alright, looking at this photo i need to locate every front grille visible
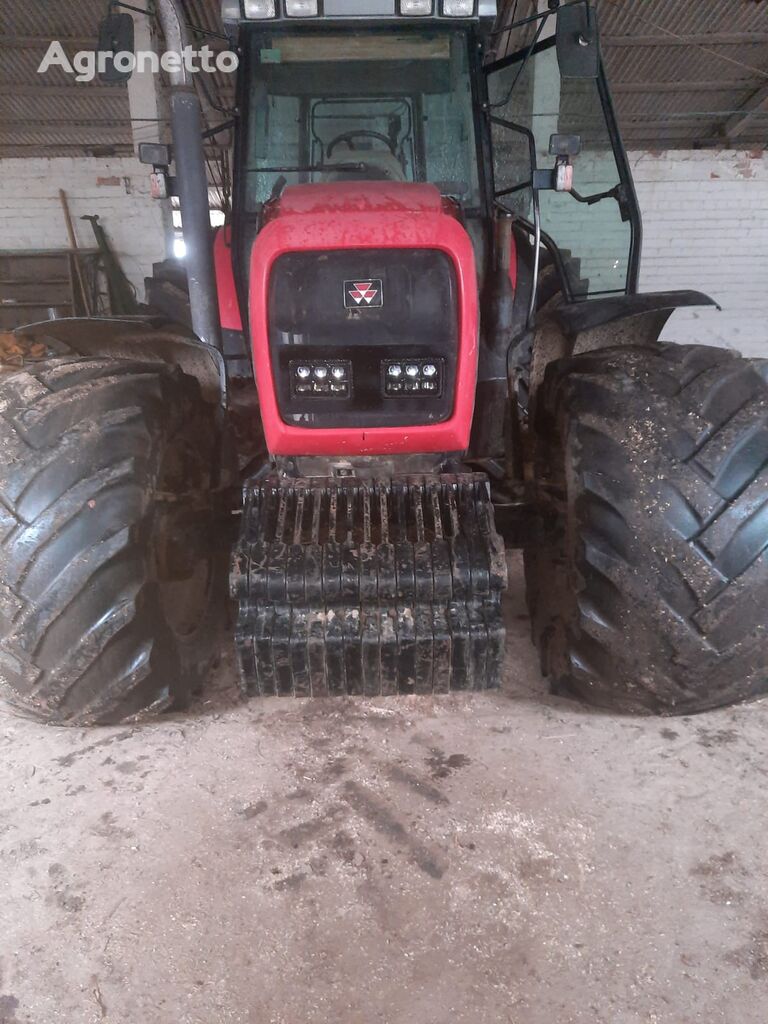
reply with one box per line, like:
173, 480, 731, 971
267, 248, 459, 429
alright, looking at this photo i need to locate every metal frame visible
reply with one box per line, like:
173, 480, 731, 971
597, 66, 642, 293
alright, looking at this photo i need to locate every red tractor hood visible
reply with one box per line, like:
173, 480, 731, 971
271, 181, 449, 218
250, 180, 479, 457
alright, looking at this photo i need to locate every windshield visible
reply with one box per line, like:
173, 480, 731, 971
243, 30, 481, 211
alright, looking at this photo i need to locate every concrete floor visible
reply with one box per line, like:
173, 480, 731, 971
0, 554, 766, 1024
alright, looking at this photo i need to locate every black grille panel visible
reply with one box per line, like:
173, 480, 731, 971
267, 248, 459, 429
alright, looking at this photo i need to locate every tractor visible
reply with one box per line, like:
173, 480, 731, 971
1, 0, 766, 725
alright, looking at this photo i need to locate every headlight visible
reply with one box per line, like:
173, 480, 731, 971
221, 0, 241, 18
285, 0, 318, 14
243, 0, 276, 17
399, 0, 433, 14
442, 0, 474, 14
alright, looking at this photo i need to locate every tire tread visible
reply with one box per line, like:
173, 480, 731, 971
526, 342, 768, 714
0, 357, 220, 725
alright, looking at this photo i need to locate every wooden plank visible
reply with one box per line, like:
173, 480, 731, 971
0, 84, 125, 98
275, 34, 450, 62
0, 35, 93, 48
59, 190, 92, 317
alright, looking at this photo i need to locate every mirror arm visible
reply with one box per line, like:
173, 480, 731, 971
568, 183, 620, 206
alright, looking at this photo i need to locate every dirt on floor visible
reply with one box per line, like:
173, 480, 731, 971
0, 554, 766, 1024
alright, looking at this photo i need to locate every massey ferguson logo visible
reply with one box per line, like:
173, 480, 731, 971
344, 279, 383, 308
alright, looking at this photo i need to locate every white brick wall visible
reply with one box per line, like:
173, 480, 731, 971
630, 149, 768, 359
0, 157, 170, 302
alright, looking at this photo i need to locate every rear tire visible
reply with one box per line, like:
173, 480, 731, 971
0, 357, 224, 725
525, 343, 768, 714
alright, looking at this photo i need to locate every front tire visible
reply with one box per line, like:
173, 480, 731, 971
0, 357, 224, 725
525, 343, 768, 714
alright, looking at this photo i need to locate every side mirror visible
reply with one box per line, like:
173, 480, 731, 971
549, 134, 582, 192
555, 1, 600, 80
138, 144, 175, 200
96, 12, 135, 83
549, 134, 582, 158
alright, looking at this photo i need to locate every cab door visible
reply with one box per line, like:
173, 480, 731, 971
483, 1, 641, 300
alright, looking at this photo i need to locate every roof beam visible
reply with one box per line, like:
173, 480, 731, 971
0, 118, 132, 126
613, 80, 756, 94
724, 82, 768, 138
622, 119, 733, 129
0, 33, 229, 52
0, 35, 93, 48
0, 145, 133, 155
0, 84, 126, 99
603, 33, 768, 47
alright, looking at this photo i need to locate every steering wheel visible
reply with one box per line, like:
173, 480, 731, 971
327, 130, 396, 159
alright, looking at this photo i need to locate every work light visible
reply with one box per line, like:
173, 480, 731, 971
399, 0, 433, 14
221, 0, 241, 18
286, 0, 319, 14
244, 0, 276, 17
443, 0, 474, 14
223, 0, 490, 18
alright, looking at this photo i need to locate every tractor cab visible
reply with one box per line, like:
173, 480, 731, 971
218, 0, 642, 462
226, 1, 641, 303
231, 22, 488, 320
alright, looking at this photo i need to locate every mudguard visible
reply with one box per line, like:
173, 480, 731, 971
14, 316, 225, 406
553, 289, 718, 351
529, 289, 718, 397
